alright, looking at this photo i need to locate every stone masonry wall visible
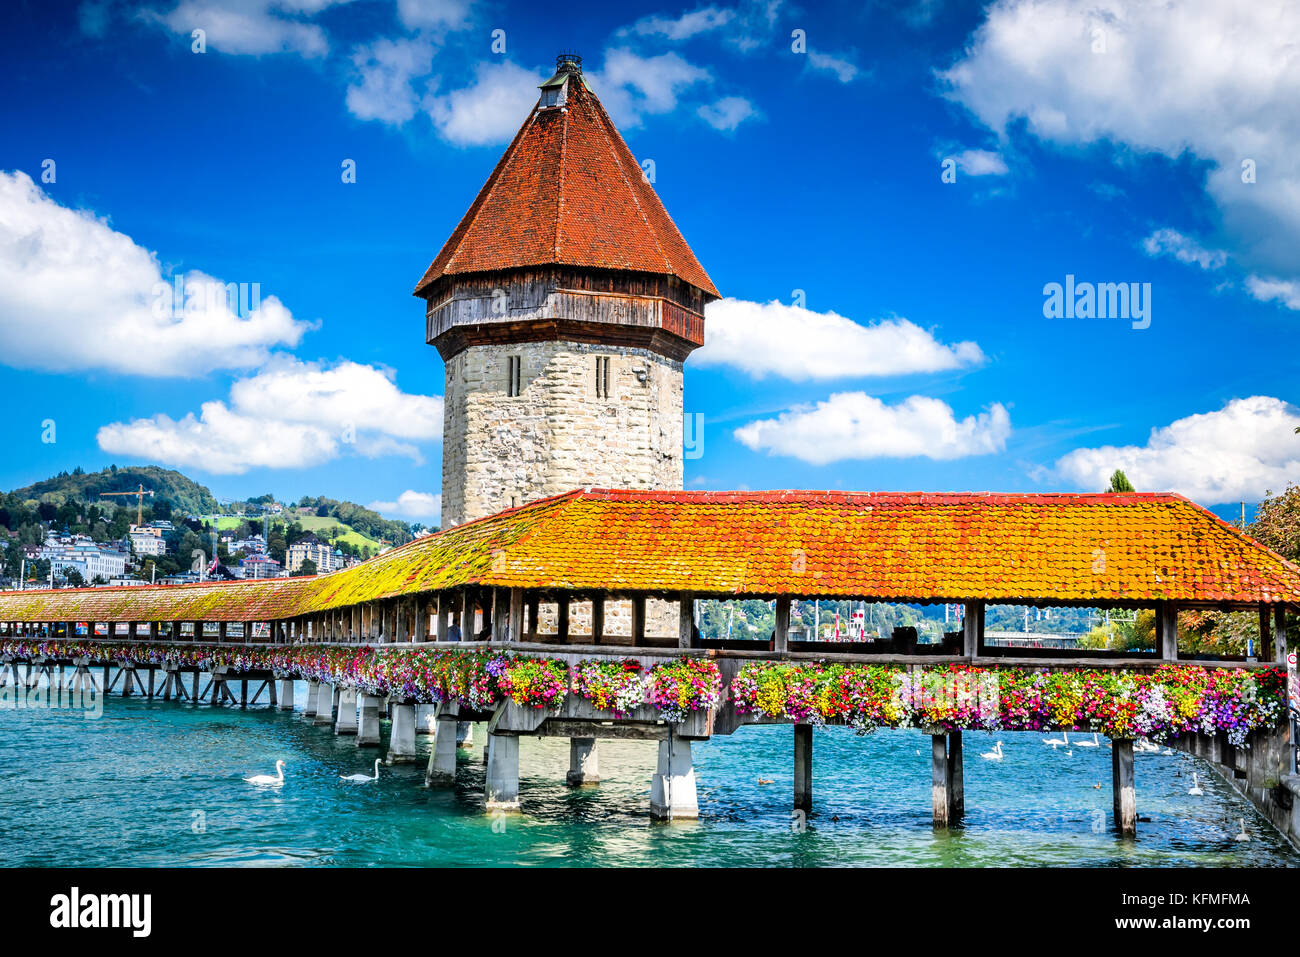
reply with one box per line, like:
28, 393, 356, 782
441, 340, 684, 529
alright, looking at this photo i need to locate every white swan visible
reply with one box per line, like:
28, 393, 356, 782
1076, 733, 1100, 748
245, 759, 286, 786
980, 741, 1004, 761
340, 759, 381, 783
1042, 732, 1066, 747
1187, 772, 1204, 796
1233, 818, 1249, 842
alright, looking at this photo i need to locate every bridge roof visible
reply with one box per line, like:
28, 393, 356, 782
1, 489, 1297, 622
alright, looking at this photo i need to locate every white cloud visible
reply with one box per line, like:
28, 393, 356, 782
622, 7, 735, 41
149, 0, 346, 57
952, 148, 1008, 176
1141, 228, 1227, 270
697, 95, 757, 131
696, 297, 984, 380
424, 60, 543, 145
735, 393, 1011, 464
591, 48, 711, 128
807, 50, 860, 83
0, 170, 309, 376
941, 0, 1300, 283
396, 0, 472, 30
368, 489, 442, 521
346, 36, 434, 125
1053, 396, 1300, 504
1245, 275, 1300, 311
97, 358, 442, 474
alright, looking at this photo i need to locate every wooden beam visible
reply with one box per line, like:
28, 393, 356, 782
437, 593, 450, 641
1156, 601, 1179, 660
492, 588, 509, 642
963, 601, 983, 656
1112, 739, 1136, 837
1258, 604, 1272, 661
557, 592, 570, 643
774, 597, 791, 653
632, 596, 646, 646
509, 589, 524, 643
678, 593, 695, 649
590, 594, 604, 645
1275, 605, 1288, 663
526, 596, 540, 640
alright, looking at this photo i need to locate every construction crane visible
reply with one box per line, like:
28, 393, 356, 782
99, 484, 156, 525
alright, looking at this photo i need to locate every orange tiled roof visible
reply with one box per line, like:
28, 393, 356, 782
1, 490, 1297, 623
413, 73, 719, 299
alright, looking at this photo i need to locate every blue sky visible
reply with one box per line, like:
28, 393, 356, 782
2, 0, 1297, 525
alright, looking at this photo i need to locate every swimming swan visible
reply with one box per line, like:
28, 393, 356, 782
1076, 733, 1100, 748
980, 741, 1004, 761
245, 760, 286, 786
340, 759, 381, 783
1187, 772, 1204, 796
1233, 818, 1249, 842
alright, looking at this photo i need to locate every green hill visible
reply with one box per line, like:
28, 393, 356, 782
13, 465, 220, 517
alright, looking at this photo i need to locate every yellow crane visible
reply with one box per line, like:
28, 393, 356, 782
99, 484, 156, 525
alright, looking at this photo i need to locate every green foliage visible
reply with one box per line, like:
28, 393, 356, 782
1108, 469, 1135, 493
9, 465, 221, 517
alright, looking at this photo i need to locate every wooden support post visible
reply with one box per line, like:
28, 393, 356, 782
591, 595, 605, 645
631, 596, 646, 647
557, 592, 570, 644
509, 589, 524, 644
459, 588, 472, 638
948, 729, 964, 819
526, 596, 540, 640
678, 593, 695, 649
217, 621, 227, 643
492, 588, 508, 642
774, 597, 791, 653
1258, 605, 1272, 661
414, 599, 428, 642
1112, 738, 1136, 837
1156, 601, 1178, 660
437, 594, 450, 641
794, 723, 813, 814
1275, 606, 1288, 664
931, 734, 951, 828
963, 601, 983, 657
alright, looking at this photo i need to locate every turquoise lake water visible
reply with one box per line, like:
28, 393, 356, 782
0, 675, 1295, 867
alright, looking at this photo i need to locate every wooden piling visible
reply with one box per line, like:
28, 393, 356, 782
931, 734, 951, 828
1111, 739, 1136, 837
793, 723, 812, 813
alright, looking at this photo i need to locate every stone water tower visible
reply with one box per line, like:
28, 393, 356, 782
415, 53, 719, 529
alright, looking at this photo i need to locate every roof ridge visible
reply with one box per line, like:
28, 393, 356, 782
554, 91, 568, 260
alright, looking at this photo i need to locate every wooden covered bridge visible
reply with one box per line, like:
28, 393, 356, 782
1, 489, 1297, 837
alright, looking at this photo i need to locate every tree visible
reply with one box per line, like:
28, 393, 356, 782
294, 558, 318, 578
1108, 469, 1135, 493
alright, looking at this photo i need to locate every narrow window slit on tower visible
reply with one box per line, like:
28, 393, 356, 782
595, 356, 611, 399
507, 356, 522, 396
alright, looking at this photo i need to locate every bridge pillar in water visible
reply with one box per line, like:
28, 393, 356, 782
426, 714, 459, 786
315, 683, 336, 726
1112, 739, 1137, 837
485, 733, 521, 813
356, 693, 381, 746
794, 724, 813, 813
387, 703, 418, 764
304, 679, 320, 717
931, 733, 964, 827
335, 687, 359, 735
415, 704, 437, 734
566, 737, 600, 786
457, 721, 474, 749
650, 734, 698, 821
278, 678, 294, 711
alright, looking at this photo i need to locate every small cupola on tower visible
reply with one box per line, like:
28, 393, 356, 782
415, 51, 720, 529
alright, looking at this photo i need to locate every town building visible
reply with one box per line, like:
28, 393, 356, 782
127, 524, 167, 557
287, 533, 338, 574
239, 554, 283, 579
40, 534, 128, 583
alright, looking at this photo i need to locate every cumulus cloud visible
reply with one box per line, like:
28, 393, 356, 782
591, 48, 711, 128
97, 358, 442, 474
621, 7, 736, 41
424, 60, 543, 145
395, 0, 472, 30
697, 95, 757, 131
735, 393, 1012, 464
807, 50, 861, 83
1053, 396, 1300, 504
696, 297, 984, 380
951, 148, 1008, 176
346, 36, 434, 124
941, 0, 1300, 283
0, 170, 309, 376
368, 489, 442, 521
147, 0, 346, 57
1245, 275, 1300, 311
1141, 228, 1227, 270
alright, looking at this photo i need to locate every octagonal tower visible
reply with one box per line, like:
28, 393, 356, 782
415, 53, 720, 529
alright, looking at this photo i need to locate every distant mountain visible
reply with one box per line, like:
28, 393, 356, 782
12, 465, 220, 517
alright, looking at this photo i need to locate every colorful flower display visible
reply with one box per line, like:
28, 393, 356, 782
571, 658, 649, 716
729, 661, 1285, 745
646, 658, 723, 724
